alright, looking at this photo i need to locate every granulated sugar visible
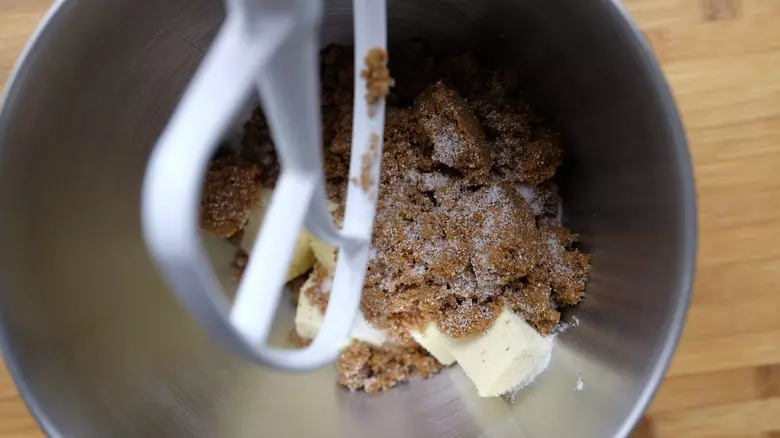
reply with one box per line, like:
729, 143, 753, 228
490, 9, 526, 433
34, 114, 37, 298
431, 123, 461, 167
516, 185, 536, 206
406, 169, 451, 191
516, 184, 561, 218
414, 83, 491, 173
551, 315, 581, 334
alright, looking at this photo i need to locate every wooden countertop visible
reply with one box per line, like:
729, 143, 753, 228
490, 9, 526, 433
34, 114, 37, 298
2, 0, 779, 436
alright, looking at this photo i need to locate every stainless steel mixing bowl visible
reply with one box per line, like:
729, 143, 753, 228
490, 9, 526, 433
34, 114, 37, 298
0, 0, 696, 437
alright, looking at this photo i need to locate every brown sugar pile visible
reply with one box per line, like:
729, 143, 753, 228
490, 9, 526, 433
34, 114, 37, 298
314, 46, 589, 343
317, 45, 587, 391
200, 157, 261, 237
203, 44, 590, 393
338, 341, 442, 393
414, 83, 491, 173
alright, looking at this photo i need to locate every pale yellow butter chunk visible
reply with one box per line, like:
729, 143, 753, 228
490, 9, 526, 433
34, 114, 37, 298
449, 308, 554, 398
295, 289, 324, 340
310, 238, 337, 272
282, 229, 315, 281
293, 267, 389, 346
411, 322, 457, 365
241, 190, 315, 281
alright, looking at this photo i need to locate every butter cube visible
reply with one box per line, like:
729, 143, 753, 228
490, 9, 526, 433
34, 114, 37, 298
411, 322, 457, 365
294, 268, 388, 346
449, 308, 553, 397
310, 236, 338, 272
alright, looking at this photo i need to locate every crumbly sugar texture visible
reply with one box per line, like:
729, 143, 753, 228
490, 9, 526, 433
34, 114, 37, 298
200, 157, 261, 237
350, 48, 588, 342
202, 44, 590, 393
338, 341, 443, 393
414, 82, 492, 173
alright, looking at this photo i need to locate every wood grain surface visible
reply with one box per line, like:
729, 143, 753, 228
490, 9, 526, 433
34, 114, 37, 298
1, 0, 779, 437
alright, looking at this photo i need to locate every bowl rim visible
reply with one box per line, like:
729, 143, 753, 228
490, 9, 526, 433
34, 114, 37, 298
601, 4, 697, 437
0, 1, 697, 437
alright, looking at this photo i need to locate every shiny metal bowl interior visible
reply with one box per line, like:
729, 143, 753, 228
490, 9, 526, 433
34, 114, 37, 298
0, 0, 695, 437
